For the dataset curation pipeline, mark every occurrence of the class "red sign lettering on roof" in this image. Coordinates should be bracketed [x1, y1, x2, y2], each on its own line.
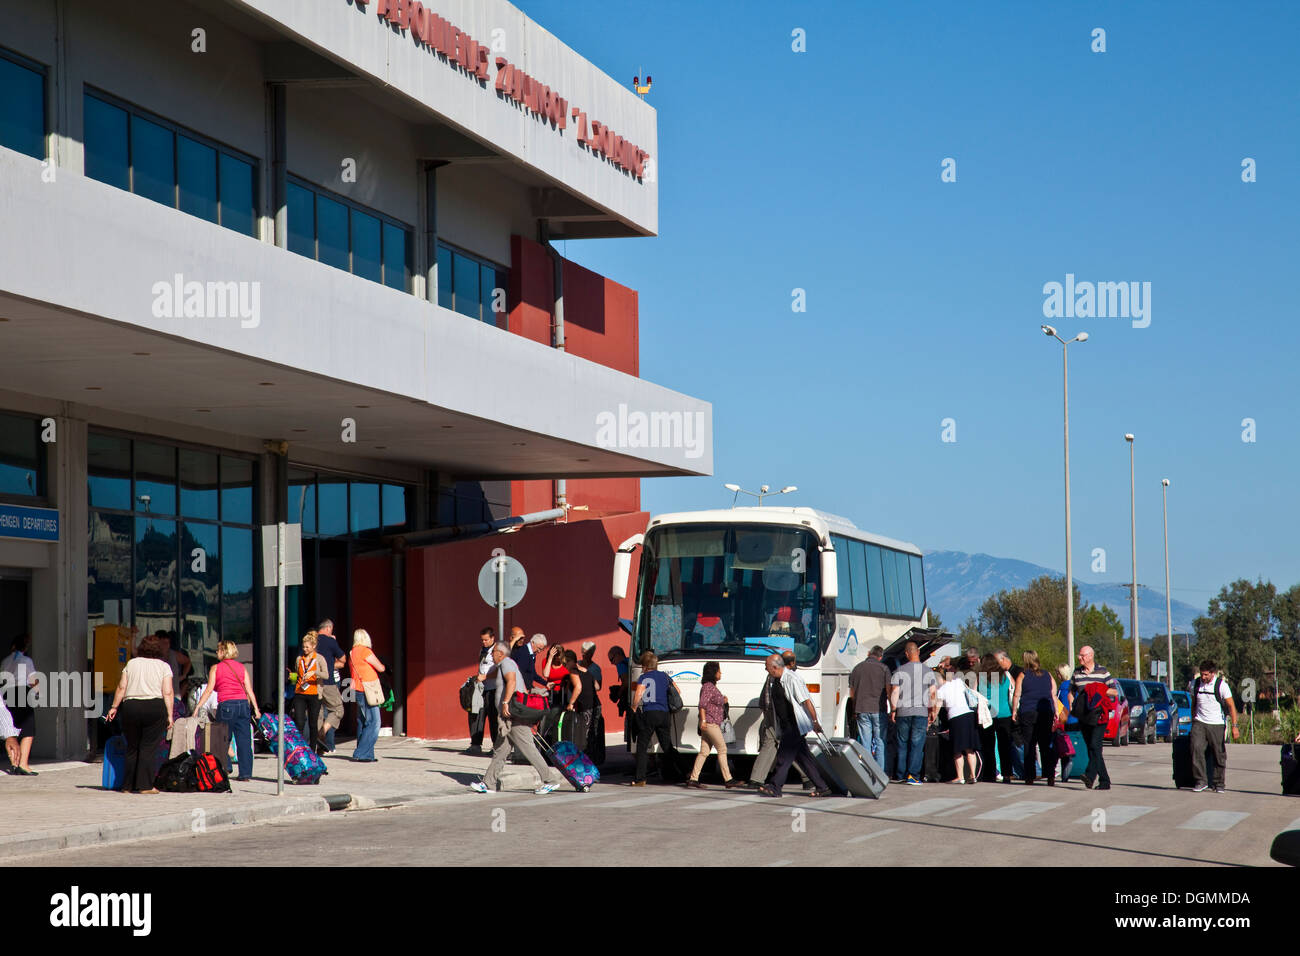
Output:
[353, 0, 646, 181]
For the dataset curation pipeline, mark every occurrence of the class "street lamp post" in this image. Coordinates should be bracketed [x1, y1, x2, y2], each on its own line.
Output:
[1162, 478, 1173, 690]
[1126, 434, 1139, 680]
[1042, 325, 1088, 665]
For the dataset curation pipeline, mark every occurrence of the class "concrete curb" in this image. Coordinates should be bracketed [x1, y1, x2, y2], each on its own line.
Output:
[0, 794, 332, 861]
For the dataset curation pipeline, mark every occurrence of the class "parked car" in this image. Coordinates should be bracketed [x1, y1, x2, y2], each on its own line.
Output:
[1119, 679, 1157, 745]
[1171, 690, 1193, 737]
[1143, 680, 1180, 741]
[1102, 685, 1131, 747]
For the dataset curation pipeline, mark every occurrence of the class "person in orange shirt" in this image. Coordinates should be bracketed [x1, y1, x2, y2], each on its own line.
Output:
[349, 629, 386, 763]
[292, 631, 326, 752]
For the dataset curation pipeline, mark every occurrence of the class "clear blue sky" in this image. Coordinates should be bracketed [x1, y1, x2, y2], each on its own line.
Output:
[524, 0, 1300, 615]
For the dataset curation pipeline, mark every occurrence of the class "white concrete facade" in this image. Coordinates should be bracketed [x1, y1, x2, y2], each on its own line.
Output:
[0, 0, 707, 759]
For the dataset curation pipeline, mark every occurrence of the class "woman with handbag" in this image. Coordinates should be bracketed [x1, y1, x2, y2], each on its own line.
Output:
[632, 651, 685, 785]
[1012, 650, 1059, 785]
[292, 631, 326, 753]
[687, 661, 743, 789]
[195, 640, 260, 782]
[106, 633, 175, 793]
[562, 650, 597, 750]
[349, 629, 386, 763]
[933, 664, 981, 784]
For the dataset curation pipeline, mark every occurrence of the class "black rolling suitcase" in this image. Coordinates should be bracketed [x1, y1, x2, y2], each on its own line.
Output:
[1282, 744, 1300, 796]
[1173, 734, 1218, 788]
[812, 734, 887, 798]
[924, 730, 956, 782]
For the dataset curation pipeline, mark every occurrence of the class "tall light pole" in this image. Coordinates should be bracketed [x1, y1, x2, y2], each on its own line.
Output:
[1162, 478, 1174, 690]
[1042, 325, 1088, 665]
[1126, 433, 1139, 679]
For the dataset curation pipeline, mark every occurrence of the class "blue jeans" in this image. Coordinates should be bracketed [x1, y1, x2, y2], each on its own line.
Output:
[855, 711, 886, 766]
[354, 700, 380, 761]
[218, 699, 253, 779]
[895, 715, 928, 780]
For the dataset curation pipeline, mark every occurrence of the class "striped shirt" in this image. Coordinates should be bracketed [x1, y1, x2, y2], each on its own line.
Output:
[1070, 665, 1118, 696]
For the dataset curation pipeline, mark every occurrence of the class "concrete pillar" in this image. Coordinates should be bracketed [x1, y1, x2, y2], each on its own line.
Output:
[42, 412, 88, 759]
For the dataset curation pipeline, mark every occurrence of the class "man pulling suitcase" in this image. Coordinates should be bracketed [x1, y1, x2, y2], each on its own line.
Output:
[1187, 660, 1239, 793]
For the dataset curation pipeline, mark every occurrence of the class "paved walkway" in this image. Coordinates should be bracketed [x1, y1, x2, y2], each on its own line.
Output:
[1, 735, 628, 861]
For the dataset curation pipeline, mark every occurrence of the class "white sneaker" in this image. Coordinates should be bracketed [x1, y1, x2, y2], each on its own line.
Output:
[1192, 783, 1209, 792]
[534, 783, 559, 795]
[470, 781, 488, 793]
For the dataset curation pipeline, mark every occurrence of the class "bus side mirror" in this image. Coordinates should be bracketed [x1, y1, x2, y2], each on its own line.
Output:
[821, 549, 838, 601]
[612, 533, 644, 600]
[613, 552, 632, 600]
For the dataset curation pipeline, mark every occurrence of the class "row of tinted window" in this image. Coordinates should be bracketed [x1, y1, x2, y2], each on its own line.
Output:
[0, 49, 44, 159]
[87, 434, 256, 526]
[437, 242, 508, 325]
[287, 179, 410, 292]
[83, 91, 256, 237]
[0, 410, 47, 498]
[288, 468, 410, 538]
[832, 534, 927, 619]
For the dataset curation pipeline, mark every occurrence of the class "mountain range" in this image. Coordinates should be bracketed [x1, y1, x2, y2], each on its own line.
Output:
[923, 550, 1202, 640]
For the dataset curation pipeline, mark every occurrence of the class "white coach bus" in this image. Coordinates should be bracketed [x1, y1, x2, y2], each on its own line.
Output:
[611, 507, 942, 757]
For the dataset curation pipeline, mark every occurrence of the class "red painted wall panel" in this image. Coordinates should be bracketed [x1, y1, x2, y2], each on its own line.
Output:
[507, 235, 641, 517]
[403, 512, 647, 741]
[350, 552, 395, 727]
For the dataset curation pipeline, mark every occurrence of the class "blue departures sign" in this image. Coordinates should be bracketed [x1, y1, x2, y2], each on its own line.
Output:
[0, 503, 59, 542]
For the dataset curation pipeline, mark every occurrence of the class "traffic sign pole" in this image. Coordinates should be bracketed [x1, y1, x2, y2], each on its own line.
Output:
[277, 521, 286, 796]
[496, 557, 506, 648]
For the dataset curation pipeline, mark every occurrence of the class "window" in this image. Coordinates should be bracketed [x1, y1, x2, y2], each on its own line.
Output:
[351, 211, 382, 283]
[82, 90, 258, 235]
[83, 94, 128, 190]
[130, 114, 174, 207]
[285, 177, 411, 291]
[436, 241, 508, 324]
[0, 48, 46, 159]
[863, 544, 886, 614]
[287, 182, 315, 257]
[910, 554, 926, 619]
[292, 471, 412, 539]
[382, 223, 408, 292]
[178, 135, 218, 224]
[0, 411, 45, 498]
[316, 194, 349, 271]
[87, 433, 258, 677]
[436, 245, 454, 310]
[219, 154, 255, 237]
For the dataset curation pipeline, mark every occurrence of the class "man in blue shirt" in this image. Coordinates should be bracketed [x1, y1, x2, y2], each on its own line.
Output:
[314, 619, 346, 755]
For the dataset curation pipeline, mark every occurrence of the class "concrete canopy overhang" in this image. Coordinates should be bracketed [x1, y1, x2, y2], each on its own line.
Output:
[0, 150, 710, 481]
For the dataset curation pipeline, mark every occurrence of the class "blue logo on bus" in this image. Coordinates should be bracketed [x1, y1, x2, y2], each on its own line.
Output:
[837, 628, 859, 655]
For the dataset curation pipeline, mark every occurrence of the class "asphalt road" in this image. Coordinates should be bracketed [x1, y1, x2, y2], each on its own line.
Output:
[24, 742, 1300, 867]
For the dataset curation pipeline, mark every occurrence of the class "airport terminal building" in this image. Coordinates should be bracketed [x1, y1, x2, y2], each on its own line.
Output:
[0, 0, 711, 755]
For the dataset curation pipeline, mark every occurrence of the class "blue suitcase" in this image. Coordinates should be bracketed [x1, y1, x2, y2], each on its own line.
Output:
[102, 735, 168, 790]
[283, 744, 326, 785]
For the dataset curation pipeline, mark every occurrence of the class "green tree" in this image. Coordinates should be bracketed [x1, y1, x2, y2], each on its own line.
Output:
[1191, 579, 1276, 709]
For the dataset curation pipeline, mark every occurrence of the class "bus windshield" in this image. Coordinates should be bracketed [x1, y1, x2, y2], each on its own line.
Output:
[635, 523, 824, 665]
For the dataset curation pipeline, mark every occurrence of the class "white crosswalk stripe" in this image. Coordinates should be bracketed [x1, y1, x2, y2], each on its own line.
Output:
[680, 795, 769, 811]
[973, 801, 1065, 822]
[1177, 810, 1249, 831]
[773, 797, 860, 813]
[848, 827, 900, 844]
[593, 793, 693, 809]
[876, 798, 974, 818]
[1072, 805, 1156, 826]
